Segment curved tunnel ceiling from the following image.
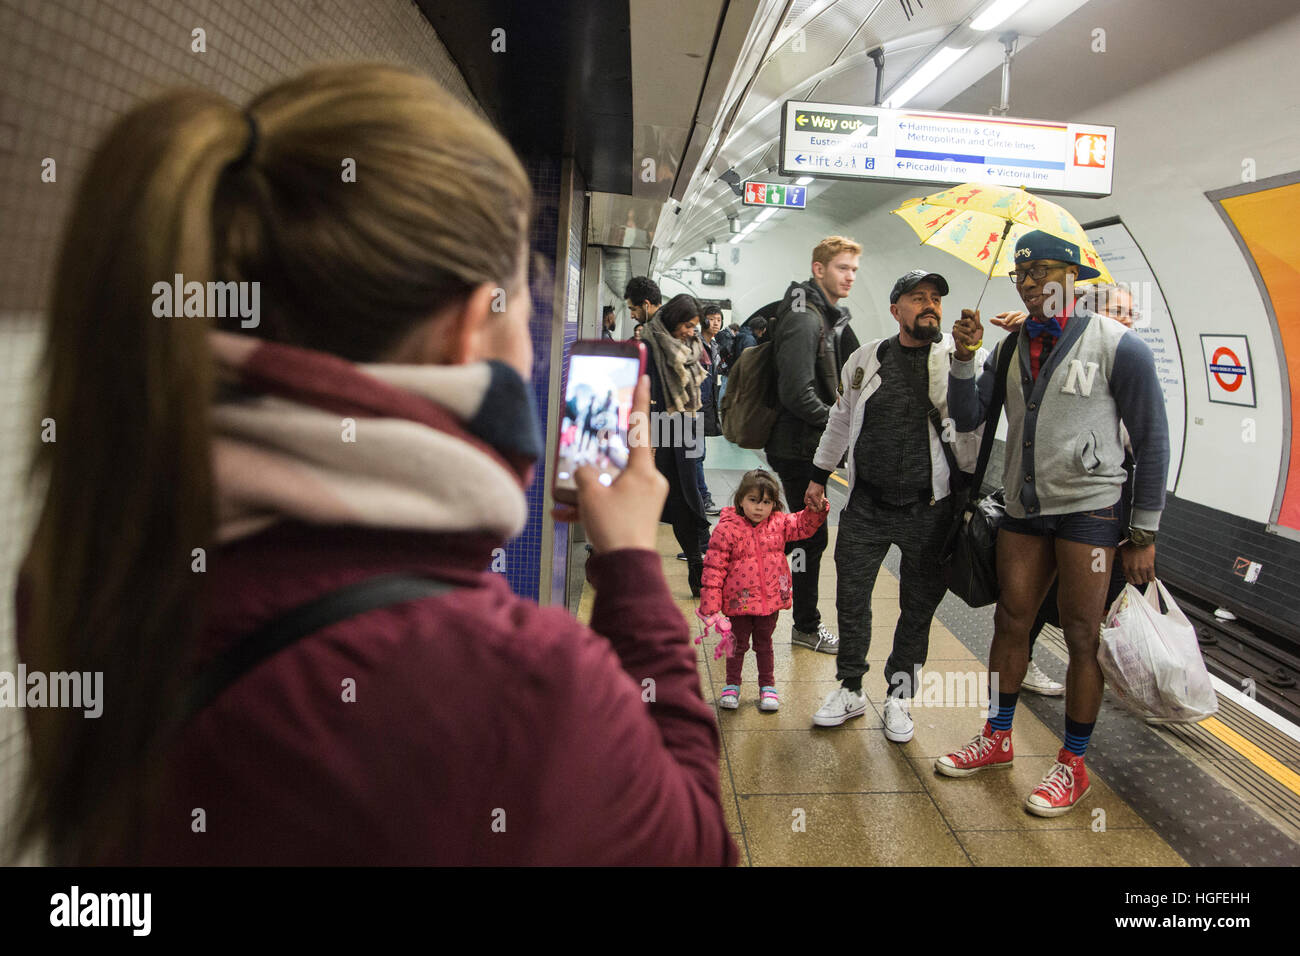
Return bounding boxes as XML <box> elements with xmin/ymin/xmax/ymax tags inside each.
<box><xmin>659</xmin><ymin>0</ymin><xmax>1102</xmax><ymax>265</ymax></box>
<box><xmin>662</xmin><ymin>0</ymin><xmax>1300</xmax><ymax>268</ymax></box>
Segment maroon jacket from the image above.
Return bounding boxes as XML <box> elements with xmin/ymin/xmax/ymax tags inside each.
<box><xmin>122</xmin><ymin>522</ymin><xmax>737</xmax><ymax>865</ymax></box>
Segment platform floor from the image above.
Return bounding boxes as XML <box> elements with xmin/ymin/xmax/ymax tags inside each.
<box><xmin>577</xmin><ymin>438</ymin><xmax>1300</xmax><ymax>866</ymax></box>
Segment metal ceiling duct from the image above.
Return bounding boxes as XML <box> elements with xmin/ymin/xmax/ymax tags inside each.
<box><xmin>603</xmin><ymin>247</ymin><xmax>632</xmax><ymax>299</ymax></box>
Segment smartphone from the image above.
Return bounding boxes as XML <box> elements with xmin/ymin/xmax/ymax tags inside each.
<box><xmin>552</xmin><ymin>339</ymin><xmax>646</xmax><ymax>505</ymax></box>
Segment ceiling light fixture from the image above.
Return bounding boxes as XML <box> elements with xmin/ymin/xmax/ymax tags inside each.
<box><xmin>795</xmin><ymin>176</ymin><xmax>813</xmax><ymax>186</ymax></box>
<box><xmin>755</xmin><ymin>208</ymin><xmax>777</xmax><ymax>223</ymax></box>
<box><xmin>882</xmin><ymin>45</ymin><xmax>971</xmax><ymax>110</ymax></box>
<box><xmin>971</xmin><ymin>0</ymin><xmax>1032</xmax><ymax>31</ymax></box>
<box><xmin>728</xmin><ymin>233</ymin><xmax>744</xmax><ymax>245</ymax></box>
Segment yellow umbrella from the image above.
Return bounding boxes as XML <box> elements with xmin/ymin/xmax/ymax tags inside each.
<box><xmin>891</xmin><ymin>183</ymin><xmax>1113</xmax><ymax>310</ymax></box>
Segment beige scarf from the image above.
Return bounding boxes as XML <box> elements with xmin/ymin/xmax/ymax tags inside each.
<box><xmin>207</xmin><ymin>331</ymin><xmax>539</xmax><ymax>544</ymax></box>
<box><xmin>644</xmin><ymin>313</ymin><xmax>706</xmax><ymax>414</ymax></box>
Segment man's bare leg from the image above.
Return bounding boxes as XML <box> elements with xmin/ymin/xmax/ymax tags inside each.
<box><xmin>989</xmin><ymin>530</ymin><xmax>1058</xmax><ymax>699</ymax></box>
<box><xmin>1054</xmin><ymin>539</ymin><xmax>1115</xmax><ymax>723</ymax></box>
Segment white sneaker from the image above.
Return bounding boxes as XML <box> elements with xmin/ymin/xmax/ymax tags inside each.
<box><xmin>882</xmin><ymin>696</ymin><xmax>914</xmax><ymax>743</ymax></box>
<box><xmin>1022</xmin><ymin>659</ymin><xmax>1064</xmax><ymax>697</ymax></box>
<box><xmin>812</xmin><ymin>686</ymin><xmax>867</xmax><ymax>727</ymax></box>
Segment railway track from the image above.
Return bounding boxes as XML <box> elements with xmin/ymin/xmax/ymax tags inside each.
<box><xmin>1162</xmin><ymin>580</ymin><xmax>1300</xmax><ymax>727</ymax></box>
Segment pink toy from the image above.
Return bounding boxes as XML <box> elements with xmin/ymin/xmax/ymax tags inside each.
<box><xmin>695</xmin><ymin>608</ymin><xmax>736</xmax><ymax>660</ymax></box>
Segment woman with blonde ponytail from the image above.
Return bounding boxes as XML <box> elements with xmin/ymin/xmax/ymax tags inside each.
<box><xmin>16</xmin><ymin>64</ymin><xmax>736</xmax><ymax>866</ymax></box>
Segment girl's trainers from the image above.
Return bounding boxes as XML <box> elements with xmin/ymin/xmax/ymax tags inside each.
<box><xmin>719</xmin><ymin>685</ymin><xmax>740</xmax><ymax>710</ymax></box>
<box><xmin>759</xmin><ymin>687</ymin><xmax>780</xmax><ymax>712</ymax></box>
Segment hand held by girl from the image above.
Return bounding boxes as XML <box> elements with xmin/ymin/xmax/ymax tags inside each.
<box><xmin>697</xmin><ymin>469</ymin><xmax>829</xmax><ymax>712</ymax></box>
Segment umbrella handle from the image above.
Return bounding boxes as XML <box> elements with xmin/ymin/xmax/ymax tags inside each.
<box><xmin>974</xmin><ymin>219</ymin><xmax>1015</xmax><ymax>314</ymax></box>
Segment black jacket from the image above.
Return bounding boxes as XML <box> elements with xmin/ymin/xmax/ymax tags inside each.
<box><xmin>715</xmin><ymin>329</ymin><xmax>735</xmax><ymax>371</ymax></box>
<box><xmin>700</xmin><ymin>335</ymin><xmax>722</xmax><ymax>437</ymax></box>
<box><xmin>765</xmin><ymin>278</ymin><xmax>860</xmax><ymax>462</ymax></box>
<box><xmin>646</xmin><ymin>341</ymin><xmax>706</xmax><ymax>522</ymax></box>
<box><xmin>732</xmin><ymin>326</ymin><xmax>758</xmax><ymax>357</ymax></box>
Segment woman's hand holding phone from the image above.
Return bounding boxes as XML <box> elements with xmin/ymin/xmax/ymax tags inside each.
<box><xmin>552</xmin><ymin>375</ymin><xmax>667</xmax><ymax>553</ymax></box>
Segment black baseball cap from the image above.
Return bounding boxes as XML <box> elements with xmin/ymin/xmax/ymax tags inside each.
<box><xmin>890</xmin><ymin>270</ymin><xmax>950</xmax><ymax>303</ymax></box>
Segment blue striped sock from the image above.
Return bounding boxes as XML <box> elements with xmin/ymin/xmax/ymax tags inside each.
<box><xmin>1064</xmin><ymin>716</ymin><xmax>1095</xmax><ymax>758</ymax></box>
<box><xmin>988</xmin><ymin>691</ymin><xmax>1018</xmax><ymax>732</ymax></box>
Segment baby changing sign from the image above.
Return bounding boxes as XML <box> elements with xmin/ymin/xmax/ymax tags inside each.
<box><xmin>1201</xmin><ymin>334</ymin><xmax>1256</xmax><ymax>407</ymax></box>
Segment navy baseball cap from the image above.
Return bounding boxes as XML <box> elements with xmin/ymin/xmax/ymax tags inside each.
<box><xmin>1013</xmin><ymin>229</ymin><xmax>1101</xmax><ymax>281</ymax></box>
<box><xmin>890</xmin><ymin>269</ymin><xmax>950</xmax><ymax>303</ymax></box>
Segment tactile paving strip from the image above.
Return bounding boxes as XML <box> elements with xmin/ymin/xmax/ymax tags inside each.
<box><xmin>1034</xmin><ymin>626</ymin><xmax>1300</xmax><ymax>839</ymax></box>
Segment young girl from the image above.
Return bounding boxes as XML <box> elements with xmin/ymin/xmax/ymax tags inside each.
<box><xmin>697</xmin><ymin>469</ymin><xmax>828</xmax><ymax>711</ymax></box>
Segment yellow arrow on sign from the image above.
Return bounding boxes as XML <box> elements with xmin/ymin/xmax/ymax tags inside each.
<box><xmin>796</xmin><ymin>113</ymin><xmax>808</xmax><ymax>127</ymax></box>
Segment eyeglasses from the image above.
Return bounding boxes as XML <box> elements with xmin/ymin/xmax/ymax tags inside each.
<box><xmin>1008</xmin><ymin>262</ymin><xmax>1069</xmax><ymax>284</ymax></box>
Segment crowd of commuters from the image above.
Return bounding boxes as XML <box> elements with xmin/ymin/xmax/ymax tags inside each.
<box><xmin>654</xmin><ymin>229</ymin><xmax>1166</xmax><ymax>820</ymax></box>
<box><xmin>625</xmin><ymin>225</ymin><xmax>1168</xmax><ymax>819</ymax></box>
<box><xmin>18</xmin><ymin>58</ymin><xmax>1170</xmax><ymax>865</ymax></box>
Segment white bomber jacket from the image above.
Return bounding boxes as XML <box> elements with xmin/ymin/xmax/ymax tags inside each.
<box><xmin>811</xmin><ymin>332</ymin><xmax>989</xmax><ymax>503</ymax></box>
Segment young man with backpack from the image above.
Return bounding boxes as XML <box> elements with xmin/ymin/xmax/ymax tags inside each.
<box><xmin>764</xmin><ymin>237</ymin><xmax>862</xmax><ymax>654</ymax></box>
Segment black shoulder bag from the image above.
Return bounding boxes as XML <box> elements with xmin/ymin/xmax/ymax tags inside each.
<box><xmin>179</xmin><ymin>573</ymin><xmax>457</xmax><ymax>725</ymax></box>
<box><xmin>941</xmin><ymin>331</ymin><xmax>1020</xmax><ymax>608</ymax></box>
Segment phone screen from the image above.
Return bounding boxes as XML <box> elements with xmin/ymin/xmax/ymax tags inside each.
<box><xmin>555</xmin><ymin>351</ymin><xmax>641</xmax><ymax>497</ymax></box>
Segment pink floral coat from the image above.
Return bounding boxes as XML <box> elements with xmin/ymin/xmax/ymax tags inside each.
<box><xmin>698</xmin><ymin>506</ymin><xmax>828</xmax><ymax>618</ymax></box>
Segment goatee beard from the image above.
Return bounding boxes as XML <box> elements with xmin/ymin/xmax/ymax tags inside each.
<box><xmin>911</xmin><ymin>321</ymin><xmax>943</xmax><ymax>344</ymax></box>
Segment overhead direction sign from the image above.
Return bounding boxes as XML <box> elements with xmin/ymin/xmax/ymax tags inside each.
<box><xmin>780</xmin><ymin>100</ymin><xmax>1115</xmax><ymax>197</ymax></box>
<box><xmin>743</xmin><ymin>180</ymin><xmax>807</xmax><ymax>208</ymax></box>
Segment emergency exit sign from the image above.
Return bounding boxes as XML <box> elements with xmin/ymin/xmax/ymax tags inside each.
<box><xmin>742</xmin><ymin>180</ymin><xmax>807</xmax><ymax>208</ymax></box>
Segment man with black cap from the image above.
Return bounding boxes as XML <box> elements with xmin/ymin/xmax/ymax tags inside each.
<box><xmin>805</xmin><ymin>270</ymin><xmax>986</xmax><ymax>743</ymax></box>
<box><xmin>936</xmin><ymin>230</ymin><xmax>1169</xmax><ymax>818</ymax></box>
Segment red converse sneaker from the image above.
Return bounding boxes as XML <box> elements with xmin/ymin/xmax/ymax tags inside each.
<box><xmin>934</xmin><ymin>722</ymin><xmax>1014</xmax><ymax>777</ymax></box>
<box><xmin>1025</xmin><ymin>748</ymin><xmax>1092</xmax><ymax>817</ymax></box>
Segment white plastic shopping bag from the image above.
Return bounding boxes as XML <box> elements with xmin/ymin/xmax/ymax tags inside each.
<box><xmin>1098</xmin><ymin>579</ymin><xmax>1218</xmax><ymax>722</ymax></box>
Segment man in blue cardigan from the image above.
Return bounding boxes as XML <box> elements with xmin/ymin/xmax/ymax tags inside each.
<box><xmin>935</xmin><ymin>231</ymin><xmax>1170</xmax><ymax>817</ymax></box>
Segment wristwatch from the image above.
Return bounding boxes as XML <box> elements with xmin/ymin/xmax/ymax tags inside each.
<box><xmin>1127</xmin><ymin>527</ymin><xmax>1156</xmax><ymax>548</ymax></box>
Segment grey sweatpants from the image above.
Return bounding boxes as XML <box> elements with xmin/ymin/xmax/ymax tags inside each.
<box><xmin>834</xmin><ymin>490</ymin><xmax>955</xmax><ymax>697</ymax></box>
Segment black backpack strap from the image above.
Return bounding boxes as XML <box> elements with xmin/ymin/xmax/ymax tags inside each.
<box><xmin>181</xmin><ymin>573</ymin><xmax>457</xmax><ymax>724</ymax></box>
<box><xmin>889</xmin><ymin>336</ymin><xmax>963</xmax><ymax>488</ymax></box>
<box><xmin>967</xmin><ymin>330</ymin><xmax>1020</xmax><ymax>502</ymax></box>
